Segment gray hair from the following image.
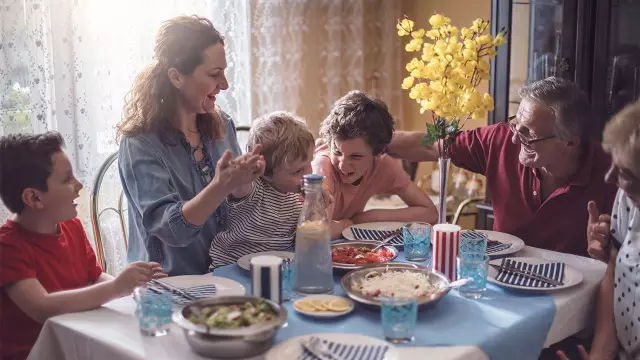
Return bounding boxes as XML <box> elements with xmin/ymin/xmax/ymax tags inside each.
<box><xmin>518</xmin><ymin>77</ymin><xmax>591</xmax><ymax>142</ymax></box>
<box><xmin>603</xmin><ymin>100</ymin><xmax>640</xmax><ymax>175</ymax></box>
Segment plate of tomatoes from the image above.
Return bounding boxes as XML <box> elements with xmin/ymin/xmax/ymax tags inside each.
<box><xmin>331</xmin><ymin>241</ymin><xmax>399</xmax><ymax>270</ymax></box>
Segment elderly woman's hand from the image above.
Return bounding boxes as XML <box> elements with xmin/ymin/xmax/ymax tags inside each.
<box><xmin>214</xmin><ymin>145</ymin><xmax>265</xmax><ymax>192</ymax></box>
<box><xmin>587</xmin><ymin>201</ymin><xmax>612</xmax><ymax>263</ymax></box>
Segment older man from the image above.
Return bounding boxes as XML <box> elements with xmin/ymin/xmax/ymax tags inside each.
<box><xmin>388</xmin><ymin>77</ymin><xmax>618</xmax><ymax>256</ymax></box>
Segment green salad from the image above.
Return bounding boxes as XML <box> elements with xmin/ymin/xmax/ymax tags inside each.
<box><xmin>188</xmin><ymin>301</ymin><xmax>277</xmax><ymax>329</ymax></box>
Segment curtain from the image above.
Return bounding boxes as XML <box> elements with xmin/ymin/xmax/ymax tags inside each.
<box><xmin>0</xmin><ymin>0</ymin><xmax>403</xmax><ymax>274</ymax></box>
<box><xmin>249</xmin><ymin>0</ymin><xmax>404</xmax><ymax>134</ymax></box>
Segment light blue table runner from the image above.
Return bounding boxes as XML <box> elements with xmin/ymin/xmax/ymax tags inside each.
<box><xmin>213</xmin><ymin>252</ymin><xmax>556</xmax><ymax>360</ymax></box>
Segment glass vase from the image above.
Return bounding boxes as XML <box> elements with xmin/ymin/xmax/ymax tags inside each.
<box><xmin>438</xmin><ymin>157</ymin><xmax>451</xmax><ymax>224</ymax></box>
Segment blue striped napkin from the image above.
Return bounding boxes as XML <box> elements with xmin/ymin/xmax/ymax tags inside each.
<box><xmin>351</xmin><ymin>227</ymin><xmax>403</xmax><ymax>246</ymax></box>
<box><xmin>495</xmin><ymin>259</ymin><xmax>565</xmax><ymax>288</ymax></box>
<box><xmin>487</xmin><ymin>240</ymin><xmax>512</xmax><ymax>254</ymax></box>
<box><xmin>299</xmin><ymin>337</ymin><xmax>389</xmax><ymax>360</ymax></box>
<box><xmin>147</xmin><ymin>284</ymin><xmax>217</xmax><ymax>306</ymax></box>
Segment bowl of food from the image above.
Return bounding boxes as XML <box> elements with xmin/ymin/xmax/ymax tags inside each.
<box><xmin>172</xmin><ymin>296</ymin><xmax>287</xmax><ymax>358</ymax></box>
<box><xmin>331</xmin><ymin>241</ymin><xmax>399</xmax><ymax>271</ymax></box>
<box><xmin>340</xmin><ymin>262</ymin><xmax>451</xmax><ymax>309</ymax></box>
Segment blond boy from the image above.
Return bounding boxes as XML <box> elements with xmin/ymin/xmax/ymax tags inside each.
<box><xmin>209</xmin><ymin>112</ymin><xmax>315</xmax><ymax>268</ymax></box>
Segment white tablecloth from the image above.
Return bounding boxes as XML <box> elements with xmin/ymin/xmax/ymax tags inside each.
<box><xmin>28</xmin><ymin>246</ymin><xmax>605</xmax><ymax>360</ymax></box>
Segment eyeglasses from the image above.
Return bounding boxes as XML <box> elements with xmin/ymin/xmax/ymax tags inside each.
<box><xmin>506</xmin><ymin>115</ymin><xmax>557</xmax><ymax>147</ymax></box>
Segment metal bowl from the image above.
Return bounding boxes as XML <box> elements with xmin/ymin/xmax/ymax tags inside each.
<box><xmin>172</xmin><ymin>296</ymin><xmax>287</xmax><ymax>359</ymax></box>
<box><xmin>340</xmin><ymin>262</ymin><xmax>451</xmax><ymax>310</ymax></box>
<box><xmin>331</xmin><ymin>241</ymin><xmax>399</xmax><ymax>271</ymax></box>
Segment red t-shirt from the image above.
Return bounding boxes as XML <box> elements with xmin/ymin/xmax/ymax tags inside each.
<box><xmin>0</xmin><ymin>218</ymin><xmax>103</xmax><ymax>360</ymax></box>
<box><xmin>451</xmin><ymin>123</ymin><xmax>618</xmax><ymax>256</ymax></box>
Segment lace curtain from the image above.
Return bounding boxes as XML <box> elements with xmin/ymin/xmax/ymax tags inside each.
<box><xmin>0</xmin><ymin>0</ymin><xmax>403</xmax><ymax>274</ymax></box>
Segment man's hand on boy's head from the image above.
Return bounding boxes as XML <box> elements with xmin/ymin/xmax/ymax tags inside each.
<box><xmin>114</xmin><ymin>261</ymin><xmax>167</xmax><ymax>296</ymax></box>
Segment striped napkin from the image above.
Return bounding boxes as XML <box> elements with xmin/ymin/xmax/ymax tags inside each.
<box><xmin>351</xmin><ymin>227</ymin><xmax>403</xmax><ymax>246</ymax></box>
<box><xmin>299</xmin><ymin>337</ymin><xmax>389</xmax><ymax>360</ymax></box>
<box><xmin>147</xmin><ymin>284</ymin><xmax>217</xmax><ymax>307</ymax></box>
<box><xmin>486</xmin><ymin>239</ymin><xmax>512</xmax><ymax>254</ymax></box>
<box><xmin>495</xmin><ymin>258</ymin><xmax>565</xmax><ymax>288</ymax></box>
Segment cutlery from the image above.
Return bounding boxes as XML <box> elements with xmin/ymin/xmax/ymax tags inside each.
<box><xmin>301</xmin><ymin>337</ymin><xmax>344</xmax><ymax>360</ymax></box>
<box><xmin>149</xmin><ymin>279</ymin><xmax>197</xmax><ymax>301</ymax></box>
<box><xmin>490</xmin><ymin>264</ymin><xmax>564</xmax><ymax>286</ymax></box>
<box><xmin>370</xmin><ymin>231</ymin><xmax>402</xmax><ymax>252</ymax></box>
<box><xmin>441</xmin><ymin>277</ymin><xmax>473</xmax><ymax>290</ymax></box>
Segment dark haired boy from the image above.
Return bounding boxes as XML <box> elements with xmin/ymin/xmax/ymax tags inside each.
<box><xmin>312</xmin><ymin>91</ymin><xmax>437</xmax><ymax>239</ymax></box>
<box><xmin>0</xmin><ymin>132</ymin><xmax>165</xmax><ymax>360</ymax></box>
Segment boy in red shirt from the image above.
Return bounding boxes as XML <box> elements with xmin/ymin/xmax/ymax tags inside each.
<box><xmin>0</xmin><ymin>132</ymin><xmax>166</xmax><ymax>360</ymax></box>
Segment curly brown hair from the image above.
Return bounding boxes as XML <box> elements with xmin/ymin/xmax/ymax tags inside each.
<box><xmin>117</xmin><ymin>15</ymin><xmax>226</xmax><ymax>142</ymax></box>
<box><xmin>319</xmin><ymin>90</ymin><xmax>395</xmax><ymax>155</ymax></box>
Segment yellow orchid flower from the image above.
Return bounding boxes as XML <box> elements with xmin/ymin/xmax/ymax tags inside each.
<box><xmin>494</xmin><ymin>32</ymin><xmax>506</xmax><ymax>46</ymax></box>
<box><xmin>429</xmin><ymin>14</ymin><xmax>446</xmax><ymax>28</ymax></box>
<box><xmin>401</xmin><ymin>76</ymin><xmax>415</xmax><ymax>90</ymax></box>
<box><xmin>411</xmin><ymin>29</ymin><xmax>426</xmax><ymax>39</ymax></box>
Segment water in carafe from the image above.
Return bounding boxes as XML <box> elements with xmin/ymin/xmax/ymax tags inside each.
<box><xmin>293</xmin><ymin>174</ymin><xmax>334</xmax><ymax>295</ymax></box>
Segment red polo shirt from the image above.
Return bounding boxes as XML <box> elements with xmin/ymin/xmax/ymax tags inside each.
<box><xmin>451</xmin><ymin>123</ymin><xmax>617</xmax><ymax>256</ymax></box>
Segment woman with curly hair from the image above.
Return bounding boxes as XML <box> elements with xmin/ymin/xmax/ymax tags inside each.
<box><xmin>117</xmin><ymin>15</ymin><xmax>265</xmax><ymax>276</ymax></box>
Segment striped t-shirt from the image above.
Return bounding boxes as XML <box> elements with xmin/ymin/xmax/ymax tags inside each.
<box><xmin>209</xmin><ymin>178</ymin><xmax>302</xmax><ymax>269</ymax></box>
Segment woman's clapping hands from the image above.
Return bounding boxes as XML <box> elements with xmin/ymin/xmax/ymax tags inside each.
<box><xmin>214</xmin><ymin>145</ymin><xmax>266</xmax><ymax>191</ymax></box>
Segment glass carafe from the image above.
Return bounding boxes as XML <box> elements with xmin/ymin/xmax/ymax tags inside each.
<box><xmin>293</xmin><ymin>174</ymin><xmax>333</xmax><ymax>295</ymax></box>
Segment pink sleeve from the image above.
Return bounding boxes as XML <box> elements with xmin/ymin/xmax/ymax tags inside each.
<box><xmin>378</xmin><ymin>155</ymin><xmax>412</xmax><ymax>194</ymax></box>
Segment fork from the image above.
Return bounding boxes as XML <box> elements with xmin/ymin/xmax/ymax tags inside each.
<box><xmin>149</xmin><ymin>279</ymin><xmax>197</xmax><ymax>301</ymax></box>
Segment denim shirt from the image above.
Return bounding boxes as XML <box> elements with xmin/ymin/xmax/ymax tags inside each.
<box><xmin>118</xmin><ymin>112</ymin><xmax>242</xmax><ymax>276</ymax></box>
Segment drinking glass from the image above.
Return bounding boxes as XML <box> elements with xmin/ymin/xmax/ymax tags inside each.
<box><xmin>281</xmin><ymin>258</ymin><xmax>295</xmax><ymax>301</ymax></box>
<box><xmin>402</xmin><ymin>222</ymin><xmax>431</xmax><ymax>262</ymax></box>
<box><xmin>134</xmin><ymin>286</ymin><xmax>173</xmax><ymax>336</ymax></box>
<box><xmin>456</xmin><ymin>254</ymin><xmax>489</xmax><ymax>299</ymax></box>
<box><xmin>460</xmin><ymin>231</ymin><xmax>488</xmax><ymax>258</ymax></box>
<box><xmin>380</xmin><ymin>296</ymin><xmax>418</xmax><ymax>343</ymax></box>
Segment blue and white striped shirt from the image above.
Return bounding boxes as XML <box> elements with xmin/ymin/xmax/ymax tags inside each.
<box><xmin>209</xmin><ymin>178</ymin><xmax>301</xmax><ymax>269</ymax></box>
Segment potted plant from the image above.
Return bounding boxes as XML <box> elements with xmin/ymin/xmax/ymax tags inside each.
<box><xmin>1</xmin><ymin>82</ymin><xmax>33</xmax><ymax>134</ymax></box>
<box><xmin>397</xmin><ymin>14</ymin><xmax>506</xmax><ymax>223</ymax></box>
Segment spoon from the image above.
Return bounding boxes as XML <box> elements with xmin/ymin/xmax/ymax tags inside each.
<box><xmin>440</xmin><ymin>277</ymin><xmax>473</xmax><ymax>290</ymax></box>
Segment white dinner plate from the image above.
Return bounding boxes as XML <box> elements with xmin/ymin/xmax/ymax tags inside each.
<box><xmin>465</xmin><ymin>230</ymin><xmax>526</xmax><ymax>257</ymax></box>
<box><xmin>158</xmin><ymin>275</ymin><xmax>246</xmax><ymax>296</ymax></box>
<box><xmin>265</xmin><ymin>333</ymin><xmax>399</xmax><ymax>360</ymax></box>
<box><xmin>237</xmin><ymin>251</ymin><xmax>295</xmax><ymax>271</ymax></box>
<box><xmin>292</xmin><ymin>295</ymin><xmax>355</xmax><ymax>318</ymax></box>
<box><xmin>487</xmin><ymin>257</ymin><xmax>584</xmax><ymax>292</ymax></box>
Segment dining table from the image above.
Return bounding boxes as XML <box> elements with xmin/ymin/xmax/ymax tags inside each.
<box><xmin>27</xmin><ymin>243</ymin><xmax>606</xmax><ymax>360</ymax></box>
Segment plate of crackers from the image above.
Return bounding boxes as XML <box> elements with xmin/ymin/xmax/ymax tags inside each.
<box><xmin>292</xmin><ymin>295</ymin><xmax>354</xmax><ymax>318</ymax></box>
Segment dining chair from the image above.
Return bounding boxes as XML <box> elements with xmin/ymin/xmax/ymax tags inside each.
<box><xmin>451</xmin><ymin>196</ymin><xmax>485</xmax><ymax>225</ymax></box>
<box><xmin>402</xmin><ymin>160</ymin><xmax>419</xmax><ymax>181</ymax></box>
<box><xmin>236</xmin><ymin>125</ymin><xmax>251</xmax><ymax>153</ymax></box>
<box><xmin>90</xmin><ymin>151</ymin><xmax>128</xmax><ymax>275</ymax></box>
